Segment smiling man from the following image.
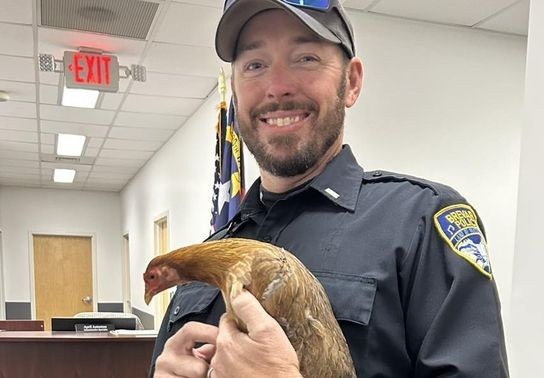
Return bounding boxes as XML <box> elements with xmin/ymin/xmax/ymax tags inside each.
<box><xmin>149</xmin><ymin>1</ymin><xmax>509</xmax><ymax>377</ymax></box>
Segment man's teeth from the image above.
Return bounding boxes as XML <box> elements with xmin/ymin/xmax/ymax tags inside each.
<box><xmin>265</xmin><ymin>115</ymin><xmax>301</xmax><ymax>126</ymax></box>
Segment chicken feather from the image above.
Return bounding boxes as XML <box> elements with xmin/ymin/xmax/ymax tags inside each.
<box><xmin>143</xmin><ymin>237</ymin><xmax>356</xmax><ymax>378</ymax></box>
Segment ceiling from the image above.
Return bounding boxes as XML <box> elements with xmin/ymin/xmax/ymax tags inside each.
<box><xmin>0</xmin><ymin>0</ymin><xmax>530</xmax><ymax>192</ymax></box>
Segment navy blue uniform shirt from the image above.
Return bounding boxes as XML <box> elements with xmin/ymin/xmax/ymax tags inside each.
<box><xmin>149</xmin><ymin>145</ymin><xmax>508</xmax><ymax>377</ymax></box>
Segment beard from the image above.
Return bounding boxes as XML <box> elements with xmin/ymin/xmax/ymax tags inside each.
<box><xmin>234</xmin><ymin>75</ymin><xmax>347</xmax><ymax>178</ymax></box>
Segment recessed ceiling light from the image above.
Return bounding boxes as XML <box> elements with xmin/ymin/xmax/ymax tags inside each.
<box><xmin>57</xmin><ymin>133</ymin><xmax>86</xmax><ymax>157</ymax></box>
<box><xmin>53</xmin><ymin>169</ymin><xmax>76</xmax><ymax>183</ymax></box>
<box><xmin>61</xmin><ymin>85</ymin><xmax>99</xmax><ymax>108</ymax></box>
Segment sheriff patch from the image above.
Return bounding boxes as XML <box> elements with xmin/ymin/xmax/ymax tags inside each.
<box><xmin>434</xmin><ymin>204</ymin><xmax>492</xmax><ymax>279</ymax></box>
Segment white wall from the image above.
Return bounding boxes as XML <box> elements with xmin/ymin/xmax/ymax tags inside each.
<box><xmin>345</xmin><ymin>11</ymin><xmax>526</xmax><ymax>332</ymax></box>
<box><xmin>122</xmin><ymin>10</ymin><xmax>526</xmax><ymax>346</ymax></box>
<box><xmin>0</xmin><ymin>186</ymin><xmax>122</xmax><ymax>304</ymax></box>
<box><xmin>509</xmin><ymin>0</ymin><xmax>544</xmax><ymax>376</ymax></box>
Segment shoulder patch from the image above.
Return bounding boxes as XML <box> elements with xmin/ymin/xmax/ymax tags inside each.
<box><xmin>434</xmin><ymin>204</ymin><xmax>492</xmax><ymax>279</ymax></box>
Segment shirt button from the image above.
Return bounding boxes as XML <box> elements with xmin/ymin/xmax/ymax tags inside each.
<box><xmin>173</xmin><ymin>306</ymin><xmax>180</xmax><ymax>315</ymax></box>
<box><xmin>373</xmin><ymin>171</ymin><xmax>382</xmax><ymax>177</ymax></box>
<box><xmin>262</xmin><ymin>235</ymin><xmax>272</xmax><ymax>242</ymax></box>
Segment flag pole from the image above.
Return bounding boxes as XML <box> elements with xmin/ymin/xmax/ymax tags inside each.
<box><xmin>218</xmin><ymin>68</ymin><xmax>226</xmax><ymax>104</ymax></box>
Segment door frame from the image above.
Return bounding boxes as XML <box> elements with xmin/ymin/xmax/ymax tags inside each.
<box><xmin>0</xmin><ymin>229</ymin><xmax>5</xmax><ymax>320</ymax></box>
<box><xmin>121</xmin><ymin>233</ymin><xmax>131</xmax><ymax>313</ymax></box>
<box><xmin>28</xmin><ymin>231</ymin><xmax>98</xmax><ymax>319</ymax></box>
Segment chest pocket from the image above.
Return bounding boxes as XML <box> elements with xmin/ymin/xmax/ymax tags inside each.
<box><xmin>314</xmin><ymin>271</ymin><xmax>377</xmax><ymax>326</ymax></box>
<box><xmin>167</xmin><ymin>282</ymin><xmax>220</xmax><ymax>332</ymax></box>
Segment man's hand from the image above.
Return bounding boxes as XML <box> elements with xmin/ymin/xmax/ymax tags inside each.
<box><xmin>154</xmin><ymin>321</ymin><xmax>218</xmax><ymax>378</ymax></box>
<box><xmin>209</xmin><ymin>290</ymin><xmax>301</xmax><ymax>378</ymax></box>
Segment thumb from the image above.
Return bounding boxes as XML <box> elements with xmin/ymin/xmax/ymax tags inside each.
<box><xmin>231</xmin><ymin>289</ymin><xmax>276</xmax><ymax>336</ymax></box>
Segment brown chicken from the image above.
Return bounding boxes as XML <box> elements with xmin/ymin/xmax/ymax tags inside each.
<box><xmin>143</xmin><ymin>237</ymin><xmax>356</xmax><ymax>378</ymax></box>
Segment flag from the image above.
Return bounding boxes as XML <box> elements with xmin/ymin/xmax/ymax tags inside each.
<box><xmin>210</xmin><ymin>98</ymin><xmax>245</xmax><ymax>233</ymax></box>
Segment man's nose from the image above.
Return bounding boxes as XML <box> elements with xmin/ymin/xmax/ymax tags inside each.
<box><xmin>265</xmin><ymin>64</ymin><xmax>297</xmax><ymax>101</ymax></box>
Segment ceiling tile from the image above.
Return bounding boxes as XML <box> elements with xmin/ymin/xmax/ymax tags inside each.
<box><xmin>0</xmin><ymin>0</ymin><xmax>33</xmax><ymax>24</ymax></box>
<box><xmin>89</xmin><ymin>170</ymin><xmax>134</xmax><ymax>180</ymax></box>
<box><xmin>94</xmin><ymin>157</ymin><xmax>146</xmax><ymax>167</ymax></box>
<box><xmin>99</xmin><ymin>149</ymin><xmax>154</xmax><ymax>160</ymax></box>
<box><xmin>0</xmin><ymin>166</ymin><xmax>40</xmax><ymax>175</ymax></box>
<box><xmin>121</xmin><ymin>94</ymin><xmax>202</xmax><ymax>116</ymax></box>
<box><xmin>0</xmin><ymin>80</ymin><xmax>36</xmax><ymax>102</ymax></box>
<box><xmin>0</xmin><ymin>140</ymin><xmax>38</xmax><ymax>153</ymax></box>
<box><xmin>40</xmin><ymin>120</ymin><xmax>110</xmax><ymax>137</ymax></box>
<box><xmin>41</xmin><ymin>161</ymin><xmax>92</xmax><ymax>172</ymax></box>
<box><xmin>86</xmin><ymin>176</ymin><xmax>128</xmax><ymax>185</ymax></box>
<box><xmin>0</xmin><ymin>129</ymin><xmax>37</xmax><ymax>142</ymax></box>
<box><xmin>38</xmin><ymin>71</ymin><xmax>61</xmax><ymax>86</ymax></box>
<box><xmin>87</xmin><ymin>138</ymin><xmax>105</xmax><ymax>148</ymax></box>
<box><xmin>37</xmin><ymin>27</ymin><xmax>147</xmax><ymax>63</ymax></box>
<box><xmin>476</xmin><ymin>0</ymin><xmax>529</xmax><ymax>35</ymax></box>
<box><xmin>114</xmin><ymin>112</ymin><xmax>186</xmax><ymax>130</ymax></box>
<box><xmin>100</xmin><ymin>92</ymin><xmax>125</xmax><ymax>110</ymax></box>
<box><xmin>0</xmin><ymin>159</ymin><xmax>40</xmax><ymax>168</ymax></box>
<box><xmin>0</xmin><ymin>116</ymin><xmax>37</xmax><ymax>131</ymax></box>
<box><xmin>41</xmin><ymin>144</ymin><xmax>55</xmax><ymax>154</ymax></box>
<box><xmin>145</xmin><ymin>43</ymin><xmax>226</xmax><ymax>77</ymax></box>
<box><xmin>108</xmin><ymin>126</ymin><xmax>174</xmax><ymax>141</ymax></box>
<box><xmin>0</xmin><ymin>171</ymin><xmax>41</xmax><ymax>180</ymax></box>
<box><xmin>103</xmin><ymin>138</ymin><xmax>163</xmax><ymax>151</ymax></box>
<box><xmin>92</xmin><ymin>164</ymin><xmax>139</xmax><ymax>174</ymax></box>
<box><xmin>84</xmin><ymin>147</ymin><xmax>100</xmax><ymax>158</ymax></box>
<box><xmin>130</xmin><ymin>72</ymin><xmax>216</xmax><ymax>98</ymax></box>
<box><xmin>39</xmin><ymin>84</ymin><xmax>59</xmax><ymax>105</ymax></box>
<box><xmin>40</xmin><ymin>133</ymin><xmax>55</xmax><ymax>144</ymax></box>
<box><xmin>155</xmin><ymin>3</ymin><xmax>222</xmax><ymax>48</ymax></box>
<box><xmin>0</xmin><ymin>101</ymin><xmax>37</xmax><ymax>118</ymax></box>
<box><xmin>0</xmin><ymin>55</ymin><xmax>35</xmax><ymax>82</ymax></box>
<box><xmin>0</xmin><ymin>23</ymin><xmax>34</xmax><ymax>57</ymax></box>
<box><xmin>344</xmin><ymin>0</ymin><xmax>381</xmax><ymax>10</ymax></box>
<box><xmin>40</xmin><ymin>104</ymin><xmax>115</xmax><ymax>125</ymax></box>
<box><xmin>371</xmin><ymin>0</ymin><xmax>519</xmax><ymax>27</ymax></box>
<box><xmin>0</xmin><ymin>149</ymin><xmax>39</xmax><ymax>161</ymax></box>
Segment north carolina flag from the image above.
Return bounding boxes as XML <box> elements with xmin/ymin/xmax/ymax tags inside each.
<box><xmin>210</xmin><ymin>98</ymin><xmax>245</xmax><ymax>233</ymax></box>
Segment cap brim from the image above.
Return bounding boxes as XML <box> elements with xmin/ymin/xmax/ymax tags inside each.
<box><xmin>216</xmin><ymin>0</ymin><xmax>342</xmax><ymax>62</ymax></box>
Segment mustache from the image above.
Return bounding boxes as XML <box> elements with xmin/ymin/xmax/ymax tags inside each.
<box><xmin>250</xmin><ymin>101</ymin><xmax>318</xmax><ymax>119</ymax></box>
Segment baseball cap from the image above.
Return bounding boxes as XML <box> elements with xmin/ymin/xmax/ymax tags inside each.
<box><xmin>215</xmin><ymin>0</ymin><xmax>355</xmax><ymax>62</ymax></box>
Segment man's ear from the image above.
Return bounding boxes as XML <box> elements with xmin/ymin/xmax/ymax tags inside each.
<box><xmin>344</xmin><ymin>57</ymin><xmax>363</xmax><ymax>108</ymax></box>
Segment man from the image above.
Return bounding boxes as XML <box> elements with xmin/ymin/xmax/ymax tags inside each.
<box><xmin>150</xmin><ymin>0</ymin><xmax>509</xmax><ymax>377</ymax></box>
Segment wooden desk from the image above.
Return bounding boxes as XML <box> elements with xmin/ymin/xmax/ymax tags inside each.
<box><xmin>0</xmin><ymin>331</ymin><xmax>156</xmax><ymax>378</ymax></box>
<box><xmin>0</xmin><ymin>320</ymin><xmax>44</xmax><ymax>331</ymax></box>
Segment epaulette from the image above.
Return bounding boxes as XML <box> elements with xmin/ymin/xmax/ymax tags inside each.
<box><xmin>363</xmin><ymin>170</ymin><xmax>459</xmax><ymax>198</ymax></box>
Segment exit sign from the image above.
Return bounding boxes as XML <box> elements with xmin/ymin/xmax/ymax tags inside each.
<box><xmin>63</xmin><ymin>51</ymin><xmax>119</xmax><ymax>92</ymax></box>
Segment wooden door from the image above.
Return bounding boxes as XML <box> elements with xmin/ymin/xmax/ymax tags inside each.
<box><xmin>33</xmin><ymin>235</ymin><xmax>93</xmax><ymax>330</ymax></box>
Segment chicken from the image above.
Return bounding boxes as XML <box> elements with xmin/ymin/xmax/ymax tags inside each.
<box><xmin>143</xmin><ymin>237</ymin><xmax>356</xmax><ymax>378</ymax></box>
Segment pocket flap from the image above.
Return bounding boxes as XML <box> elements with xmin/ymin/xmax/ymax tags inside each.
<box><xmin>169</xmin><ymin>282</ymin><xmax>220</xmax><ymax>323</ymax></box>
<box><xmin>314</xmin><ymin>271</ymin><xmax>377</xmax><ymax>326</ymax></box>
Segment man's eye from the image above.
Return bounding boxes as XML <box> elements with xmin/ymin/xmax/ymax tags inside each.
<box><xmin>245</xmin><ymin>62</ymin><xmax>264</xmax><ymax>71</ymax></box>
<box><xmin>299</xmin><ymin>55</ymin><xmax>319</xmax><ymax>63</ymax></box>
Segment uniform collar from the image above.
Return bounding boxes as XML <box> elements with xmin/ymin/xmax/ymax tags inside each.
<box><xmin>240</xmin><ymin>144</ymin><xmax>364</xmax><ymax>215</ymax></box>
<box><xmin>308</xmin><ymin>144</ymin><xmax>364</xmax><ymax>211</ymax></box>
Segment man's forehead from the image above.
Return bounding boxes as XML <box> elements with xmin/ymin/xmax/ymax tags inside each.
<box><xmin>236</xmin><ymin>9</ymin><xmax>323</xmax><ymax>53</ymax></box>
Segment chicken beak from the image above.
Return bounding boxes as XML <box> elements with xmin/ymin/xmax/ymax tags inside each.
<box><xmin>144</xmin><ymin>292</ymin><xmax>153</xmax><ymax>305</ymax></box>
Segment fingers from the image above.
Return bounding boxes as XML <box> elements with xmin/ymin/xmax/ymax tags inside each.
<box><xmin>193</xmin><ymin>343</ymin><xmax>216</xmax><ymax>362</ymax></box>
<box><xmin>228</xmin><ymin>289</ymin><xmax>277</xmax><ymax>337</ymax></box>
<box><xmin>167</xmin><ymin>321</ymin><xmax>219</xmax><ymax>355</ymax></box>
<box><xmin>154</xmin><ymin>322</ymin><xmax>218</xmax><ymax>378</ymax></box>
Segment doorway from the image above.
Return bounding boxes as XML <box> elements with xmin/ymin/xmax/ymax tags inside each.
<box><xmin>32</xmin><ymin>234</ymin><xmax>93</xmax><ymax>330</ymax></box>
<box><xmin>122</xmin><ymin>233</ymin><xmax>131</xmax><ymax>313</ymax></box>
<box><xmin>153</xmin><ymin>215</ymin><xmax>170</xmax><ymax>329</ymax></box>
